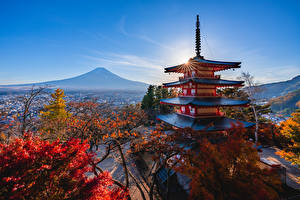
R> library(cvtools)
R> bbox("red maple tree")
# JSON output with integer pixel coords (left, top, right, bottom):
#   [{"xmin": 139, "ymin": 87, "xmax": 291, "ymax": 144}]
[{"xmin": 0, "ymin": 134, "xmax": 128, "ymax": 200}]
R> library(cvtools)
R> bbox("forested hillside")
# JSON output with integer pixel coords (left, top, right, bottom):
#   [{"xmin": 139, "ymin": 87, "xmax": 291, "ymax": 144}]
[
  {"xmin": 269, "ymin": 88, "xmax": 300, "ymax": 114},
  {"xmin": 257, "ymin": 75, "xmax": 300, "ymax": 99}
]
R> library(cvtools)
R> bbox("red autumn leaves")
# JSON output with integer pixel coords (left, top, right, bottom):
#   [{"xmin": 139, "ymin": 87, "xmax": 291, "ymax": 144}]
[{"xmin": 0, "ymin": 135, "xmax": 128, "ymax": 200}]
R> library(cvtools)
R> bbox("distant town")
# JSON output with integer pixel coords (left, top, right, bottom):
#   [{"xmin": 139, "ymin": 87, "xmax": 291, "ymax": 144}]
[{"xmin": 0, "ymin": 90, "xmax": 145, "ymax": 124}]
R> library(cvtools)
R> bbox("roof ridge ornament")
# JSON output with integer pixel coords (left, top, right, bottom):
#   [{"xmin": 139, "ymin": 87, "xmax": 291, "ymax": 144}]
[{"xmin": 195, "ymin": 15, "xmax": 202, "ymax": 58}]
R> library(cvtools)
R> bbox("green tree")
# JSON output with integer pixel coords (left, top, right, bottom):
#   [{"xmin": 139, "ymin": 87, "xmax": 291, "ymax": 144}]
[
  {"xmin": 141, "ymin": 85, "xmax": 155, "ymax": 111},
  {"xmin": 156, "ymin": 86, "xmax": 175, "ymax": 114},
  {"xmin": 141, "ymin": 85, "xmax": 176, "ymax": 120}
]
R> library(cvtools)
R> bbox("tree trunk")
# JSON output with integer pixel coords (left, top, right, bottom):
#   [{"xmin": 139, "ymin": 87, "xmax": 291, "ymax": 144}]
[
  {"xmin": 116, "ymin": 141, "xmax": 129, "ymax": 188},
  {"xmin": 251, "ymin": 105, "xmax": 259, "ymax": 145}
]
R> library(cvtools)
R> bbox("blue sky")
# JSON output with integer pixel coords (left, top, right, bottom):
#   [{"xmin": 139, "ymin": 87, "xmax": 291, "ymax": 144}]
[{"xmin": 0, "ymin": 0, "xmax": 299, "ymax": 85}]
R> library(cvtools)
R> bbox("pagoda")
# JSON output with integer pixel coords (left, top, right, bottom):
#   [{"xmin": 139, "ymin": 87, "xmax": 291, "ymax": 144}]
[{"xmin": 157, "ymin": 15, "xmax": 254, "ymax": 132}]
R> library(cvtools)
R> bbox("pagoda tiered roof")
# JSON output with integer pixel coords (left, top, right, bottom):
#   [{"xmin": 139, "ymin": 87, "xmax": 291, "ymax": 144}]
[
  {"xmin": 156, "ymin": 15, "xmax": 254, "ymax": 132},
  {"xmin": 165, "ymin": 56, "xmax": 241, "ymax": 73},
  {"xmin": 163, "ymin": 78, "xmax": 244, "ymax": 87},
  {"xmin": 193, "ymin": 57, "xmax": 241, "ymax": 66},
  {"xmin": 160, "ymin": 97, "xmax": 249, "ymax": 107},
  {"xmin": 157, "ymin": 113, "xmax": 254, "ymax": 131}
]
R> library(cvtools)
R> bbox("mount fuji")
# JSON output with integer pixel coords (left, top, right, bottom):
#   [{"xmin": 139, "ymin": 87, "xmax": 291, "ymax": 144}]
[{"xmin": 0, "ymin": 68, "xmax": 148, "ymax": 91}]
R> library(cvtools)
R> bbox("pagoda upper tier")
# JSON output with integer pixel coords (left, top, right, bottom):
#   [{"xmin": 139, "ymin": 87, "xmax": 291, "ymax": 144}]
[{"xmin": 165, "ymin": 56, "xmax": 241, "ymax": 73}]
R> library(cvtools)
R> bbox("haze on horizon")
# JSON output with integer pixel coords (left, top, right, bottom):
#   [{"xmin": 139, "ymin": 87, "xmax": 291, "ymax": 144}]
[{"xmin": 0, "ymin": 0, "xmax": 299, "ymax": 86}]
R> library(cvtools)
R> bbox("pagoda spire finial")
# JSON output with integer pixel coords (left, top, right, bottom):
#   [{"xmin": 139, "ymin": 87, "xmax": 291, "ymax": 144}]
[{"xmin": 195, "ymin": 15, "xmax": 201, "ymax": 58}]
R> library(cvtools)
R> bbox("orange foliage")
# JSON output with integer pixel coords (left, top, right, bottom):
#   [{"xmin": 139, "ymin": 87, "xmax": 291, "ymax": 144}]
[
  {"xmin": 276, "ymin": 110, "xmax": 300, "ymax": 168},
  {"xmin": 176, "ymin": 131, "xmax": 281, "ymax": 200},
  {"xmin": 135, "ymin": 126, "xmax": 281, "ymax": 200},
  {"xmin": 66, "ymin": 102, "xmax": 145, "ymax": 147}
]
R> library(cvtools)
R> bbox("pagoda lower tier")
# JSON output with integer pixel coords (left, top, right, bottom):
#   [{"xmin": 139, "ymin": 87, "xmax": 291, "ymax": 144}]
[
  {"xmin": 157, "ymin": 113, "xmax": 254, "ymax": 132},
  {"xmin": 160, "ymin": 97, "xmax": 249, "ymax": 107}
]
